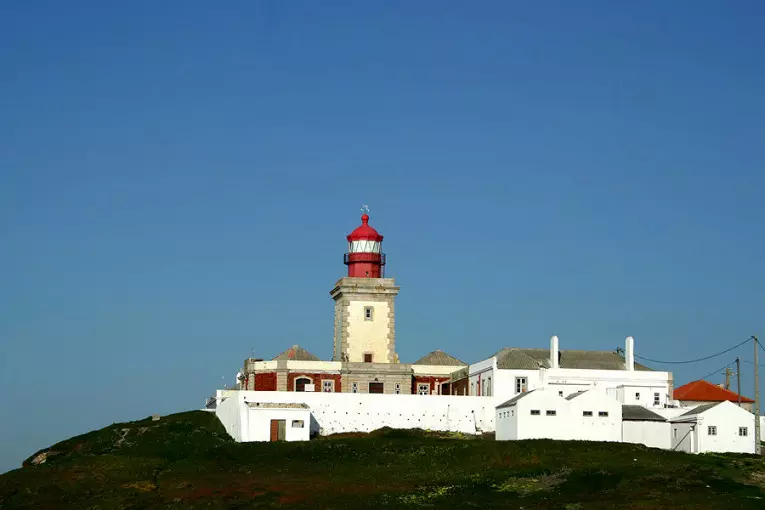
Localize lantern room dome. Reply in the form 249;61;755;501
347;213;383;242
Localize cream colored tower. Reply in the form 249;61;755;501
330;277;399;363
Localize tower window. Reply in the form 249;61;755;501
364;306;374;321
364;353;373;363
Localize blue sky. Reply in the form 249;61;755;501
1;1;764;473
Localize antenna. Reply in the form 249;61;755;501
361;204;370;215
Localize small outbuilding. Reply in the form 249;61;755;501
621;405;669;449
670;400;755;454
245;402;311;442
496;389;570;441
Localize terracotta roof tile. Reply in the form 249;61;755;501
673;380;754;403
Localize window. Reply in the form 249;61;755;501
530;410;540;416
598;411;609;417
708;426;717;436
364;306;374;321
487;377;492;397
322;380;335;393
511;409;515;417
291;420;304;428
739;427;748;437
653;393;660;406
515;377;528;394
369;382;384;394
546;410;557;416
673;428;677;439
635;392;640;401
352;382;358;394
583;411;593;417
418;383;430;395
395;383;401;394
364;353;373;363
558;391;564;397
471;382;475;395
294;377;312;392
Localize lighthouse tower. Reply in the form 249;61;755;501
331;209;400;364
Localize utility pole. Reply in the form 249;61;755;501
736;357;742;407
754;336;761;456
725;367;733;390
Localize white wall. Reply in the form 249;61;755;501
346;300;392;363
216;393;243;441
566;389;622;442
616;385;671;408
244;408;311;442
216;390;495;439
496;390;572;441
622;421;671;450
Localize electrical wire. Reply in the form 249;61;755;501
634;337;752;365
694;362;734;383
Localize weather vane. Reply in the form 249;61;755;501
361;204;370;215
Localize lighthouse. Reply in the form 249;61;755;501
330;208;400;366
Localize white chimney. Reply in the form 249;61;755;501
550;335;560;369
625;336;635;371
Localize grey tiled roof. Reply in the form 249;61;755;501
678;402;720;417
565;391;588;401
414;350;466;366
496;390;537;409
272;345;321;361
622;405;666;422
493;348;653;371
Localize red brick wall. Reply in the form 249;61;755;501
412;375;449;395
287;373;342;393
254;372;277;391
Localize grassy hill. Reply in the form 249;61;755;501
1;411;764;509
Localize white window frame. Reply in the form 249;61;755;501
395;383;401;394
653;392;660;406
487;377;492;396
739;427;748;437
708;425;717;436
291;420;304;428
515;377;528;394
322;380;335;393
417;383;430;395
364;306;374;321
352;382;358;393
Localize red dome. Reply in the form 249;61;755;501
347;213;383;242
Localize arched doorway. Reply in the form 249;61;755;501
295;377;312;392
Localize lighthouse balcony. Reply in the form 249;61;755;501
344;252;386;266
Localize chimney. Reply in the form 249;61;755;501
625;336;635;371
550;335;560;369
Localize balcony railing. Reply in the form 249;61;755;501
344;252;386;265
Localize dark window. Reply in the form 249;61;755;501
598;411;609;417
739;427;748;437
583;411;593;417
546;410;557;416
530;410;541;416
291;420;304;428
295;377;311;392
364;353;373;363
708;426;717;436
369;382;384;394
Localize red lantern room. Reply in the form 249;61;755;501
344;208;385;278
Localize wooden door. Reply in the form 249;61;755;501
369;382;384;394
270;420;286;441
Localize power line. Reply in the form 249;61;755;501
634;337;752;365
695;361;734;383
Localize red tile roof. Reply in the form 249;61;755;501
673;379;754;403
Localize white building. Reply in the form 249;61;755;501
670;401;755;454
496;388;621;442
463;336;673;408
216;397;311;442
621;405;670;450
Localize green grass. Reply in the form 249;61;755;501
1;410;764;509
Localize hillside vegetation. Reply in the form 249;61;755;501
1;410;764;509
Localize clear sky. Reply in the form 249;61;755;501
1;1;764;473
